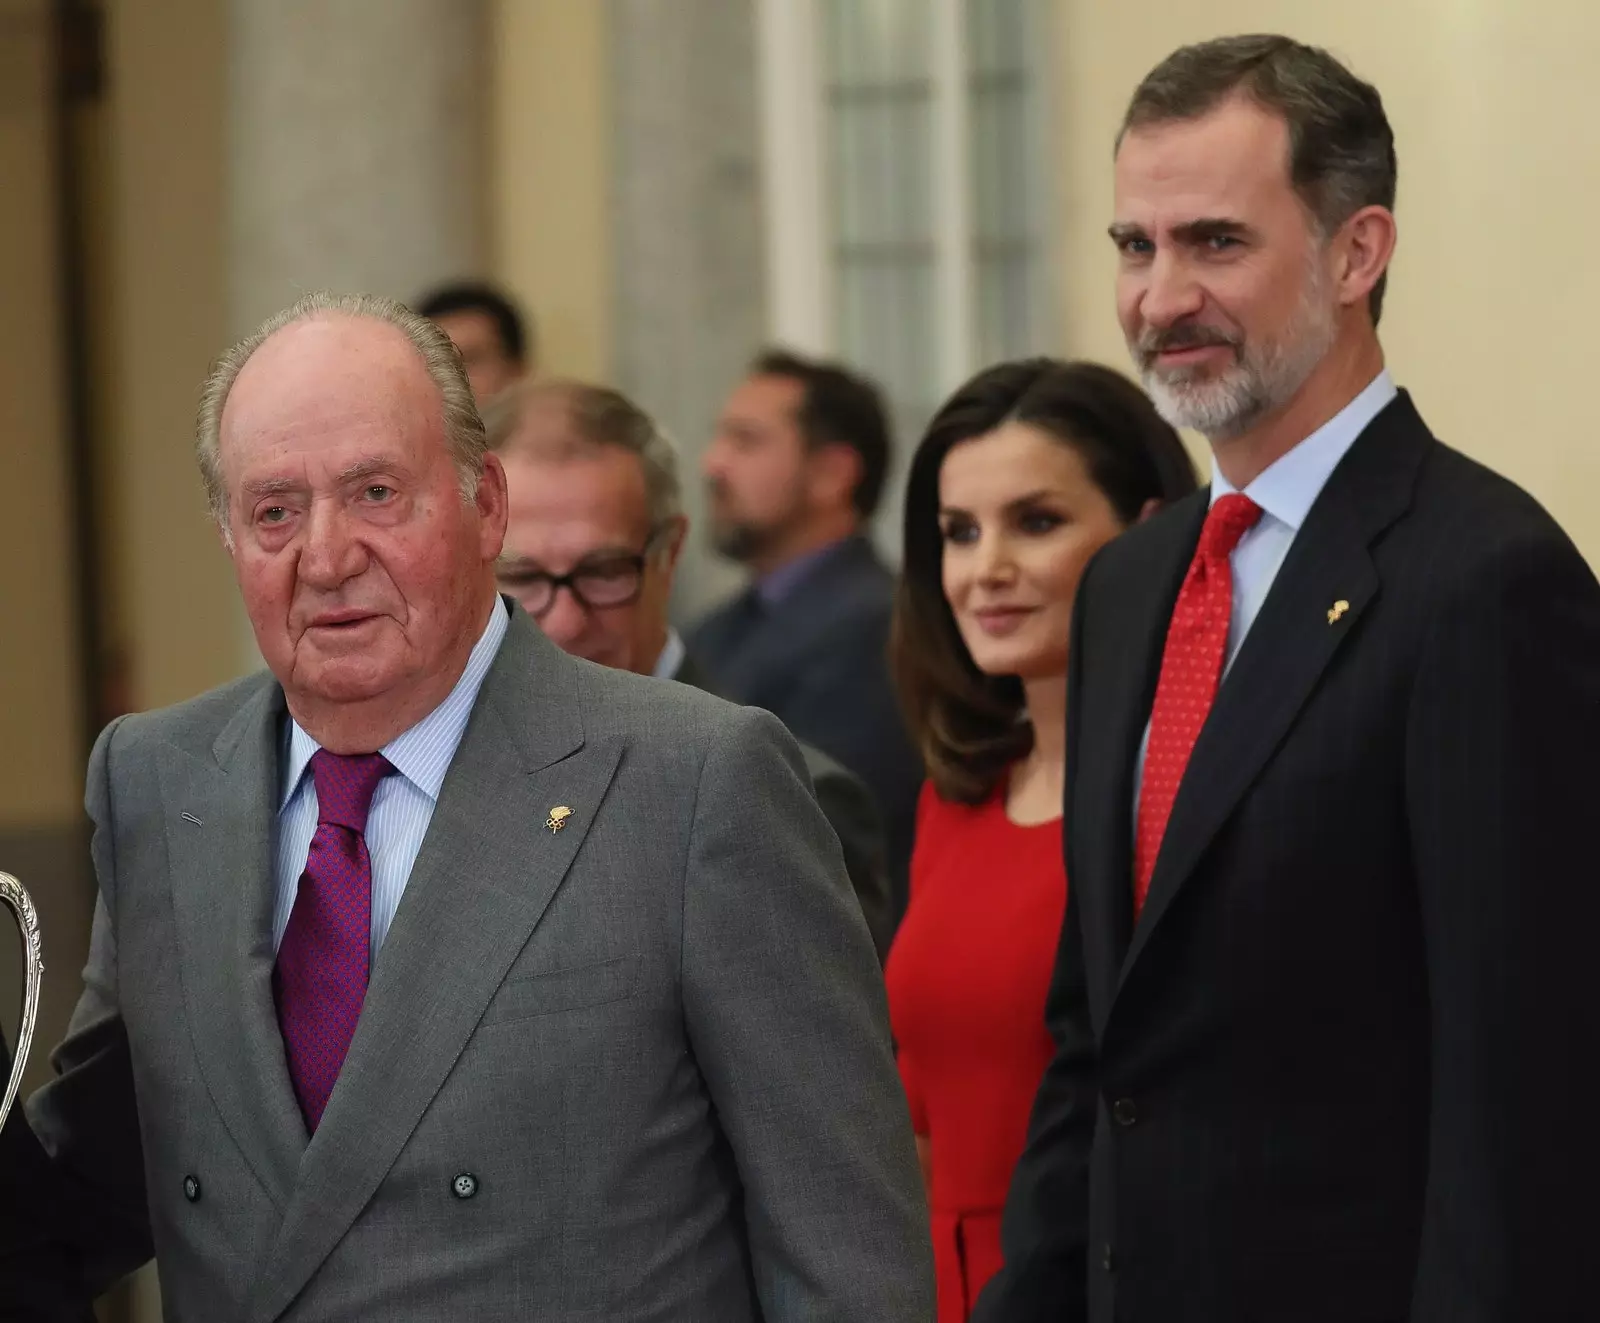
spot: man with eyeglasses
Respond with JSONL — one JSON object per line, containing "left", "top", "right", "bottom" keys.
{"left": 485, "top": 378, "right": 895, "bottom": 957}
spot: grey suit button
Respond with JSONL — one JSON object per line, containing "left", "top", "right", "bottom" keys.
{"left": 1112, "top": 1098, "right": 1138, "bottom": 1127}
{"left": 1102, "top": 1244, "right": 1115, "bottom": 1272}
{"left": 182, "top": 1174, "right": 202, "bottom": 1203}
{"left": 451, "top": 1172, "right": 479, "bottom": 1200}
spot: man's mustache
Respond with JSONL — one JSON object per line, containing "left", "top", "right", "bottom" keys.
{"left": 1137, "top": 323, "right": 1240, "bottom": 362}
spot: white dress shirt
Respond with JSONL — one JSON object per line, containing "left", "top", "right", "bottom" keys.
{"left": 652, "top": 627, "right": 686, "bottom": 680}
{"left": 1133, "top": 371, "right": 1397, "bottom": 814}
{"left": 272, "top": 598, "right": 509, "bottom": 955}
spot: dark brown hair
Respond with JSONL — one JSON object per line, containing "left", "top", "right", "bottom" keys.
{"left": 891, "top": 359, "right": 1198, "bottom": 804}
{"left": 750, "top": 348, "right": 892, "bottom": 518}
{"left": 416, "top": 280, "right": 531, "bottom": 365}
{"left": 1121, "top": 34, "right": 1397, "bottom": 323}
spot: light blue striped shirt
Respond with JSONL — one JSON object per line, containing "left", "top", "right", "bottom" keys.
{"left": 652, "top": 627, "right": 686, "bottom": 680}
{"left": 1209, "top": 369, "right": 1396, "bottom": 672}
{"left": 272, "top": 598, "right": 509, "bottom": 954}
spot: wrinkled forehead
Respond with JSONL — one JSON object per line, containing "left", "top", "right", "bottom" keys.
{"left": 1113, "top": 98, "right": 1298, "bottom": 230}
{"left": 219, "top": 315, "right": 445, "bottom": 477}
{"left": 502, "top": 445, "right": 651, "bottom": 549}
{"left": 724, "top": 373, "right": 805, "bottom": 433}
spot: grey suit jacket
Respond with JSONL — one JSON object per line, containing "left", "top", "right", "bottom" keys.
{"left": 687, "top": 536, "right": 923, "bottom": 922}
{"left": 1, "top": 606, "right": 933, "bottom": 1321}
{"left": 671, "top": 651, "right": 893, "bottom": 959}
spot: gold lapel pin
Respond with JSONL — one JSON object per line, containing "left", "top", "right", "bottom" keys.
{"left": 1328, "top": 599, "right": 1350, "bottom": 625}
{"left": 546, "top": 805, "right": 573, "bottom": 834}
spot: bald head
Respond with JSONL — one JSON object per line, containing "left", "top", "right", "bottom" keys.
{"left": 221, "top": 314, "right": 443, "bottom": 500}
{"left": 211, "top": 297, "right": 509, "bottom": 752}
{"left": 196, "top": 291, "right": 487, "bottom": 537}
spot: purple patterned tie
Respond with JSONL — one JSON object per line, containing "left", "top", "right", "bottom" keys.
{"left": 274, "top": 749, "right": 393, "bottom": 1132}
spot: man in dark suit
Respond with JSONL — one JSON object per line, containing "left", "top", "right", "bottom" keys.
{"left": 976, "top": 35, "right": 1600, "bottom": 1323}
{"left": 486, "top": 377, "right": 895, "bottom": 957}
{"left": 692, "top": 351, "right": 922, "bottom": 917}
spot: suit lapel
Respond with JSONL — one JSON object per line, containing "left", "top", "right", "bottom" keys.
{"left": 246, "top": 613, "right": 623, "bottom": 1323}
{"left": 1072, "top": 497, "right": 1205, "bottom": 1013}
{"left": 160, "top": 678, "right": 307, "bottom": 1208}
{"left": 1120, "top": 396, "right": 1431, "bottom": 983}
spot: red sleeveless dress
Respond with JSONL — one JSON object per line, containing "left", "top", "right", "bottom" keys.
{"left": 886, "top": 780, "right": 1066, "bottom": 1322}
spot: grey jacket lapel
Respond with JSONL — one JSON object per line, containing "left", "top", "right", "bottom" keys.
{"left": 247, "top": 611, "right": 623, "bottom": 1323}
{"left": 159, "top": 676, "right": 307, "bottom": 1209}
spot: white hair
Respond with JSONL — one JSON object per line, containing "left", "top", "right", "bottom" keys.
{"left": 195, "top": 290, "right": 487, "bottom": 542}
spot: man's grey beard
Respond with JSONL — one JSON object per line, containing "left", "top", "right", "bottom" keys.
{"left": 1133, "top": 267, "right": 1337, "bottom": 442}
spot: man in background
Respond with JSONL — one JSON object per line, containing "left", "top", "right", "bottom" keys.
{"left": 486, "top": 378, "right": 895, "bottom": 957}
{"left": 693, "top": 351, "right": 922, "bottom": 918}
{"left": 416, "top": 279, "right": 531, "bottom": 404}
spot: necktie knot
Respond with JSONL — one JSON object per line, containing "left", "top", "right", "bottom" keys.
{"left": 309, "top": 749, "right": 393, "bottom": 833}
{"left": 1199, "top": 493, "right": 1263, "bottom": 563}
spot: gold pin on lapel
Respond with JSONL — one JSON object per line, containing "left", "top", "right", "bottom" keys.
{"left": 1327, "top": 599, "right": 1350, "bottom": 625}
{"left": 546, "top": 805, "right": 573, "bottom": 834}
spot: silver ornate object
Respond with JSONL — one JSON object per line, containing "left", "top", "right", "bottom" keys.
{"left": 0, "top": 872, "right": 43, "bottom": 1132}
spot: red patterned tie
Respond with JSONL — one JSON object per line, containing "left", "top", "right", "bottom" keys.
{"left": 1133, "top": 494, "right": 1263, "bottom": 917}
{"left": 274, "top": 749, "right": 393, "bottom": 1132}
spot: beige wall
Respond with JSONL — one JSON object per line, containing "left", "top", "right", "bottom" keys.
{"left": 0, "top": 1, "right": 83, "bottom": 827}
{"left": 104, "top": 0, "right": 239, "bottom": 710}
{"left": 489, "top": 0, "right": 612, "bottom": 379}
{"left": 1056, "top": 0, "right": 1600, "bottom": 567}
{"left": 98, "top": 3, "right": 235, "bottom": 1317}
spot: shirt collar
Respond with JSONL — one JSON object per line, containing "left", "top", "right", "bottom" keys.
{"left": 756, "top": 536, "right": 851, "bottom": 607}
{"left": 280, "top": 596, "right": 510, "bottom": 809}
{"left": 1211, "top": 369, "right": 1397, "bottom": 532}
{"left": 652, "top": 627, "right": 686, "bottom": 680}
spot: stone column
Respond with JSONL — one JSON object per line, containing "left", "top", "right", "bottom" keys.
{"left": 229, "top": 0, "right": 489, "bottom": 333}
{"left": 608, "top": 0, "right": 766, "bottom": 621}
{"left": 226, "top": 0, "right": 489, "bottom": 667}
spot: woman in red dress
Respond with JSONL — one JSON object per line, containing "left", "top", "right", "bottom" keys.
{"left": 887, "top": 359, "right": 1197, "bottom": 1321}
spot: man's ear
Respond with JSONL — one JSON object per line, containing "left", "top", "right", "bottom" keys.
{"left": 1333, "top": 204, "right": 1397, "bottom": 315}
{"left": 476, "top": 452, "right": 510, "bottom": 559}
{"left": 807, "top": 442, "right": 863, "bottom": 511}
{"left": 1136, "top": 497, "right": 1162, "bottom": 524}
{"left": 660, "top": 515, "right": 689, "bottom": 571}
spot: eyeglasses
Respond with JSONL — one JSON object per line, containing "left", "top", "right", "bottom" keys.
{"left": 497, "top": 525, "right": 671, "bottom": 618}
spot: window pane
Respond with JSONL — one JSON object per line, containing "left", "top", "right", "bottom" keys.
{"left": 821, "top": 0, "right": 938, "bottom": 514}
{"left": 966, "top": 0, "right": 1049, "bottom": 362}
{"left": 815, "top": 0, "right": 1053, "bottom": 555}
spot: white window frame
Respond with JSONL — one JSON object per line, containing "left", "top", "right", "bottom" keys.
{"left": 755, "top": 0, "right": 1055, "bottom": 392}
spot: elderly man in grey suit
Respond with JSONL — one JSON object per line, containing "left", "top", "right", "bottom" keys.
{"left": 483, "top": 377, "right": 895, "bottom": 959}
{"left": 0, "top": 292, "right": 933, "bottom": 1321}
